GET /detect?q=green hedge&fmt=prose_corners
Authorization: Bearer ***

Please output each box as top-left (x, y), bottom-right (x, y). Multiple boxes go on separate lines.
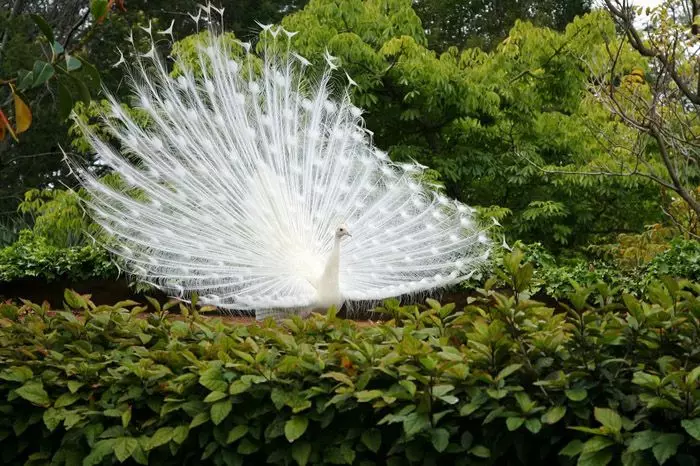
top-left (0, 230), bottom-right (116, 282)
top-left (2, 254), bottom-right (700, 465)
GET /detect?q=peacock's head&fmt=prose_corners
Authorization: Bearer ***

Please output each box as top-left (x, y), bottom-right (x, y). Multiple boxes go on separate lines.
top-left (335, 224), bottom-right (351, 239)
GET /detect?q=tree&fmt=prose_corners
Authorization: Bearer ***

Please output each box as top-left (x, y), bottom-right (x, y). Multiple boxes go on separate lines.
top-left (0, 0), bottom-right (105, 227)
top-left (587, 0), bottom-right (700, 225)
top-left (0, 0), bottom-right (309, 233)
top-left (413, 0), bottom-right (592, 51)
top-left (282, 1), bottom-right (660, 248)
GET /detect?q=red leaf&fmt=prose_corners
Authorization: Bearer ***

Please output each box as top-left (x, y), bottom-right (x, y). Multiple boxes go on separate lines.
top-left (0, 109), bottom-right (17, 142)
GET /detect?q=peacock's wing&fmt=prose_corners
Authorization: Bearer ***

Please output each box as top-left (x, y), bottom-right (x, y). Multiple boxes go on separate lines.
top-left (69, 25), bottom-right (335, 311)
top-left (336, 167), bottom-right (490, 303)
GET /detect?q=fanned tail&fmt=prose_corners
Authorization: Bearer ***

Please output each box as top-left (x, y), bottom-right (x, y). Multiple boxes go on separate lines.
top-left (69, 4), bottom-right (491, 315)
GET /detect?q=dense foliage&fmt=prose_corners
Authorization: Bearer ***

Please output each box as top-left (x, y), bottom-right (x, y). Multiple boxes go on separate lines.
top-left (281, 3), bottom-right (662, 247)
top-left (414, 0), bottom-right (591, 51)
top-left (0, 3), bottom-right (698, 464)
top-left (0, 230), bottom-right (114, 282)
top-left (2, 251), bottom-right (700, 465)
top-left (4, 0), bottom-right (692, 251)
top-left (0, 188), bottom-right (114, 283)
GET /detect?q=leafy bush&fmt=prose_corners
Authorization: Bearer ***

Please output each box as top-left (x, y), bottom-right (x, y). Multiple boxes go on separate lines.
top-left (0, 230), bottom-right (115, 282)
top-left (0, 188), bottom-right (116, 283)
top-left (510, 239), bottom-right (700, 300)
top-left (18, 188), bottom-right (97, 248)
top-left (483, 242), bottom-right (645, 299)
top-left (647, 239), bottom-right (700, 283)
top-left (2, 254), bottom-right (700, 465)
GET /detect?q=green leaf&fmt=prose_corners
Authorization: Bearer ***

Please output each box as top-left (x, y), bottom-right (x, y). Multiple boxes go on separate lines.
top-left (32, 60), bottom-right (55, 87)
top-left (67, 381), bottom-right (83, 394)
top-left (228, 379), bottom-right (251, 395)
top-left (83, 439), bottom-right (115, 466)
top-left (594, 407), bottom-right (622, 432)
top-left (121, 407), bottom-right (131, 428)
top-left (204, 391), bottom-right (228, 403)
top-left (652, 433), bottom-right (684, 465)
top-left (199, 368), bottom-right (228, 392)
top-left (114, 437), bottom-right (138, 463)
top-left (565, 388), bottom-right (588, 401)
top-left (227, 425), bottom-right (248, 443)
top-left (430, 428), bottom-right (450, 452)
top-left (403, 412), bottom-right (430, 437)
top-left (17, 70), bottom-right (33, 90)
top-left (71, 75), bottom-right (91, 104)
top-left (682, 418), bottom-right (700, 440)
top-left (361, 428), bottom-right (381, 453)
top-left (201, 441), bottom-right (218, 459)
top-left (54, 392), bottom-right (79, 408)
top-left (190, 412), bottom-right (210, 428)
top-left (355, 390), bottom-right (383, 402)
top-left (90, 0), bottom-right (109, 21)
top-left (582, 436), bottom-right (615, 454)
top-left (506, 417), bottom-right (525, 431)
top-left (210, 399), bottom-right (233, 425)
top-left (687, 366), bottom-right (700, 385)
top-left (232, 349), bottom-right (255, 364)
top-left (52, 41), bottom-right (64, 55)
top-left (291, 441), bottom-right (312, 466)
top-left (632, 372), bottom-right (661, 390)
top-left (131, 444), bottom-right (148, 465)
top-left (65, 55), bottom-right (82, 72)
top-left (525, 418), bottom-right (542, 434)
top-left (15, 380), bottom-right (50, 406)
top-left (542, 406), bottom-right (566, 424)
top-left (559, 440), bottom-right (583, 457)
top-left (321, 371), bottom-right (354, 386)
top-left (461, 431), bottom-right (474, 450)
top-left (43, 407), bottom-right (63, 432)
top-left (431, 384), bottom-right (455, 398)
top-left (469, 445), bottom-right (491, 458)
top-left (30, 14), bottom-right (55, 44)
top-left (628, 430), bottom-right (657, 452)
top-left (79, 58), bottom-right (101, 86)
top-left (147, 427), bottom-right (173, 450)
top-left (285, 416), bottom-right (309, 442)
top-left (64, 411), bottom-right (83, 429)
top-left (578, 450), bottom-right (613, 466)
top-left (496, 364), bottom-right (522, 381)
top-left (63, 289), bottom-right (86, 309)
top-left (172, 425), bottom-right (189, 444)
top-left (0, 366), bottom-right (32, 383)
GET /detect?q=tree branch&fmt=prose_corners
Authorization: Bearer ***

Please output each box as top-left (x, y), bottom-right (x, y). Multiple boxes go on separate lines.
top-left (62, 9), bottom-right (90, 50)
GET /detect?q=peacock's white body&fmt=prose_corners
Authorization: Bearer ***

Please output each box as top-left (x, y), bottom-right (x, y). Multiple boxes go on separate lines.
top-left (70, 6), bottom-right (490, 319)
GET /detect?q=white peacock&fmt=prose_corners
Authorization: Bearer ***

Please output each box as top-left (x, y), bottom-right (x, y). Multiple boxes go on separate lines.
top-left (68, 5), bottom-right (491, 320)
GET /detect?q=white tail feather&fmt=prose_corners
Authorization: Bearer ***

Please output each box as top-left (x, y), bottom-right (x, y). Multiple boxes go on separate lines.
top-left (69, 8), bottom-right (491, 318)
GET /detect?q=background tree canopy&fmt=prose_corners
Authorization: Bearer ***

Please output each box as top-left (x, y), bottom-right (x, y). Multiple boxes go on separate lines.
top-left (414, 0), bottom-right (592, 51)
top-left (0, 0), bottom-right (693, 261)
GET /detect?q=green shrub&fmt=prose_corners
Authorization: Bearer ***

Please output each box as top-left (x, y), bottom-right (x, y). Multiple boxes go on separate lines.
top-left (0, 230), bottom-right (116, 282)
top-left (18, 189), bottom-right (96, 249)
top-left (647, 239), bottom-right (700, 282)
top-left (511, 240), bottom-right (700, 300)
top-left (2, 254), bottom-right (700, 465)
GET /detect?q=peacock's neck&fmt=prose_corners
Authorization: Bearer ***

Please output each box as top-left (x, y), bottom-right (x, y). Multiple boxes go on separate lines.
top-left (316, 237), bottom-right (342, 308)
top-left (321, 237), bottom-right (341, 286)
